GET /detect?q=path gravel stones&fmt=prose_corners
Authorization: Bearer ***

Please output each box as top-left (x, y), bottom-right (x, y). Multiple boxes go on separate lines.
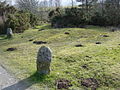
top-left (0, 65), bottom-right (34, 90)
top-left (0, 66), bottom-right (17, 90)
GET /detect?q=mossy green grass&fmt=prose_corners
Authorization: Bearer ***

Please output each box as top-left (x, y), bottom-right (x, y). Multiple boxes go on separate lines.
top-left (0, 25), bottom-right (120, 89)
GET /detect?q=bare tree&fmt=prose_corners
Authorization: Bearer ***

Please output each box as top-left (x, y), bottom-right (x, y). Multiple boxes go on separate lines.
top-left (38, 0), bottom-right (50, 21)
top-left (48, 0), bottom-right (62, 7)
top-left (49, 0), bottom-right (53, 7)
top-left (54, 0), bottom-right (61, 7)
top-left (76, 0), bottom-right (98, 11)
top-left (71, 0), bottom-right (74, 7)
top-left (16, 0), bottom-right (39, 14)
top-left (40, 0), bottom-right (48, 8)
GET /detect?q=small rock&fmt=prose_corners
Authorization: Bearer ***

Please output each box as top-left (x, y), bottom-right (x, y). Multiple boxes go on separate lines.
top-left (64, 32), bottom-right (70, 35)
top-left (56, 79), bottom-right (72, 89)
top-left (75, 44), bottom-right (84, 47)
top-left (33, 41), bottom-right (47, 45)
top-left (7, 48), bottom-right (17, 51)
top-left (96, 42), bottom-right (101, 44)
top-left (81, 78), bottom-right (99, 89)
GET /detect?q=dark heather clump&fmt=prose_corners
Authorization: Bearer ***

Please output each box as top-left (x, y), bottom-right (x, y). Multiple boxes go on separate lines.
top-left (33, 41), bottom-right (47, 45)
top-left (7, 48), bottom-right (17, 51)
top-left (81, 78), bottom-right (99, 90)
top-left (64, 32), bottom-right (70, 35)
top-left (75, 44), bottom-right (84, 47)
top-left (56, 79), bottom-right (72, 89)
top-left (96, 42), bottom-right (101, 44)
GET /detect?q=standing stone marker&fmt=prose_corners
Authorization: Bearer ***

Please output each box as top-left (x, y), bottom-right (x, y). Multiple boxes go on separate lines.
top-left (37, 46), bottom-right (52, 74)
top-left (7, 28), bottom-right (13, 38)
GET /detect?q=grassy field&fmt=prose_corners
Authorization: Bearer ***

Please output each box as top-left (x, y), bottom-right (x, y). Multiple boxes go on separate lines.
top-left (0, 24), bottom-right (120, 89)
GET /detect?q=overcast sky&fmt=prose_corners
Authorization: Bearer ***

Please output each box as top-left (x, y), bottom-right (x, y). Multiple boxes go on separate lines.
top-left (7, 0), bottom-right (79, 6)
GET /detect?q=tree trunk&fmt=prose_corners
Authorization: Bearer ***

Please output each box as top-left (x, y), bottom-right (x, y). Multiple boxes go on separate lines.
top-left (85, 0), bottom-right (88, 12)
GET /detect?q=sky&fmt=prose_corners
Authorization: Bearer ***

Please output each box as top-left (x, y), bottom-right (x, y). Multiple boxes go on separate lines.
top-left (4, 0), bottom-right (79, 6)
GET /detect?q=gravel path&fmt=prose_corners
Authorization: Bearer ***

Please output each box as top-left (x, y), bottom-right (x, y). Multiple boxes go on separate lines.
top-left (0, 65), bottom-right (34, 90)
top-left (0, 66), bottom-right (16, 90)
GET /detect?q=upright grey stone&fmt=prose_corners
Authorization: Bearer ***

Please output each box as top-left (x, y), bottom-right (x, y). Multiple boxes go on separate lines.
top-left (37, 46), bottom-right (52, 74)
top-left (7, 28), bottom-right (13, 38)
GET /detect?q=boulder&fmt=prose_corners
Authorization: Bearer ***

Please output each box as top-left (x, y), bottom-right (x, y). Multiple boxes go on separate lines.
top-left (37, 46), bottom-right (52, 74)
top-left (7, 28), bottom-right (13, 38)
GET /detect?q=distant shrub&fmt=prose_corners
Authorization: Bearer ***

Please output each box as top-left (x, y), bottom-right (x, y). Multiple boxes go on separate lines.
top-left (90, 12), bottom-right (107, 26)
top-left (49, 5), bottom-right (120, 28)
top-left (0, 1), bottom-right (38, 34)
top-left (49, 7), bottom-right (90, 28)
top-left (5, 11), bottom-right (38, 33)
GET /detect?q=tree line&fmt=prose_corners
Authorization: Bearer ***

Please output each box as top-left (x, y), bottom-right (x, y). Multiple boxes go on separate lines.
top-left (50, 0), bottom-right (120, 28)
top-left (18, 0), bottom-right (120, 27)
top-left (0, 0), bottom-right (120, 34)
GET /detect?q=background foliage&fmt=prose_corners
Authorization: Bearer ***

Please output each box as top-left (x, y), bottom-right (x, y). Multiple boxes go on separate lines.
top-left (49, 0), bottom-right (120, 28)
top-left (0, 1), bottom-right (38, 34)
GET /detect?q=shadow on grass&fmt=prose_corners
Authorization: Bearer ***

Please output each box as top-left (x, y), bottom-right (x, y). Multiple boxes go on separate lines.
top-left (0, 35), bottom-right (7, 40)
top-left (2, 72), bottom-right (47, 90)
top-left (0, 35), bottom-right (14, 41)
